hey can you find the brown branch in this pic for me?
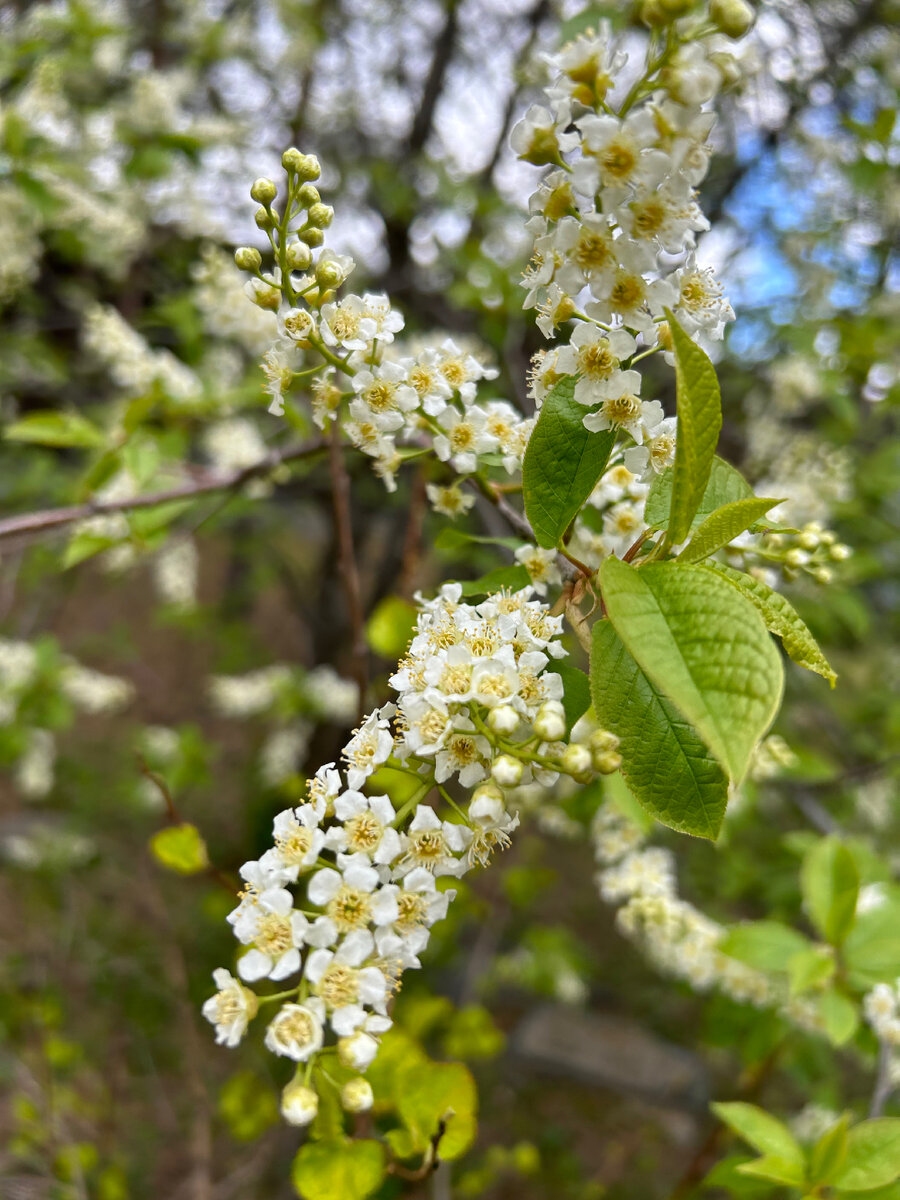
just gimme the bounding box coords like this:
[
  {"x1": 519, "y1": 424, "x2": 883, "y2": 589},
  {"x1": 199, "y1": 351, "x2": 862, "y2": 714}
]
[
  {"x1": 397, "y1": 465, "x2": 428, "y2": 599},
  {"x1": 328, "y1": 423, "x2": 368, "y2": 722},
  {"x1": 0, "y1": 436, "x2": 327, "y2": 548}
]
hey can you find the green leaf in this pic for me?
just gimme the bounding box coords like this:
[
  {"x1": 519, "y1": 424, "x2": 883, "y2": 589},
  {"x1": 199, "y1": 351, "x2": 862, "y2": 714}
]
[
  {"x1": 787, "y1": 946, "x2": 835, "y2": 996},
  {"x1": 62, "y1": 531, "x2": 119, "y2": 569},
  {"x1": 555, "y1": 661, "x2": 592, "y2": 733},
  {"x1": 5, "y1": 411, "x2": 106, "y2": 449},
  {"x1": 712, "y1": 1102, "x2": 805, "y2": 1169},
  {"x1": 703, "y1": 561, "x2": 837, "y2": 686},
  {"x1": 810, "y1": 1114, "x2": 849, "y2": 1186},
  {"x1": 148, "y1": 823, "x2": 209, "y2": 875},
  {"x1": 678, "y1": 497, "x2": 784, "y2": 563},
  {"x1": 644, "y1": 455, "x2": 753, "y2": 531},
  {"x1": 816, "y1": 989, "x2": 859, "y2": 1047},
  {"x1": 433, "y1": 528, "x2": 522, "y2": 553},
  {"x1": 599, "y1": 558, "x2": 784, "y2": 782},
  {"x1": 832, "y1": 1120, "x2": 900, "y2": 1192},
  {"x1": 663, "y1": 310, "x2": 723, "y2": 544},
  {"x1": 590, "y1": 620, "x2": 728, "y2": 839},
  {"x1": 522, "y1": 375, "x2": 616, "y2": 549},
  {"x1": 291, "y1": 1139, "x2": 386, "y2": 1200},
  {"x1": 801, "y1": 838, "x2": 860, "y2": 945},
  {"x1": 719, "y1": 921, "x2": 812, "y2": 972},
  {"x1": 844, "y1": 888, "x2": 900, "y2": 987},
  {"x1": 736, "y1": 1156, "x2": 807, "y2": 1187},
  {"x1": 457, "y1": 565, "x2": 531, "y2": 597},
  {"x1": 396, "y1": 1061, "x2": 477, "y2": 1161}
]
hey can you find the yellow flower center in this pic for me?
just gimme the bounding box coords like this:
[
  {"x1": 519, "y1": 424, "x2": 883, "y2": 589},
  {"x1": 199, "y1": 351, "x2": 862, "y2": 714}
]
[
  {"x1": 317, "y1": 964, "x2": 359, "y2": 1008},
  {"x1": 327, "y1": 886, "x2": 373, "y2": 932},
  {"x1": 255, "y1": 912, "x2": 293, "y2": 956},
  {"x1": 345, "y1": 812, "x2": 384, "y2": 853},
  {"x1": 602, "y1": 393, "x2": 642, "y2": 426}
]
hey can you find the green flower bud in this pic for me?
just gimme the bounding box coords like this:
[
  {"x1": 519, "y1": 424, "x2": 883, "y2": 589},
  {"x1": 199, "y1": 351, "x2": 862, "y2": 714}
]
[
  {"x1": 300, "y1": 227, "x2": 325, "y2": 247},
  {"x1": 285, "y1": 240, "x2": 312, "y2": 271},
  {"x1": 710, "y1": 0, "x2": 754, "y2": 37},
  {"x1": 295, "y1": 153, "x2": 321, "y2": 181},
  {"x1": 560, "y1": 743, "x2": 592, "y2": 777},
  {"x1": 658, "y1": 0, "x2": 694, "y2": 13},
  {"x1": 250, "y1": 177, "x2": 278, "y2": 205},
  {"x1": 281, "y1": 147, "x2": 304, "y2": 172},
  {"x1": 812, "y1": 566, "x2": 832, "y2": 585},
  {"x1": 307, "y1": 203, "x2": 334, "y2": 229},
  {"x1": 233, "y1": 245, "x2": 262, "y2": 272},
  {"x1": 315, "y1": 258, "x2": 345, "y2": 289},
  {"x1": 281, "y1": 1082, "x2": 318, "y2": 1127},
  {"x1": 829, "y1": 543, "x2": 851, "y2": 561},
  {"x1": 593, "y1": 749, "x2": 622, "y2": 775},
  {"x1": 298, "y1": 183, "x2": 321, "y2": 208},
  {"x1": 340, "y1": 1078, "x2": 374, "y2": 1114},
  {"x1": 589, "y1": 728, "x2": 620, "y2": 754},
  {"x1": 255, "y1": 206, "x2": 276, "y2": 231}
]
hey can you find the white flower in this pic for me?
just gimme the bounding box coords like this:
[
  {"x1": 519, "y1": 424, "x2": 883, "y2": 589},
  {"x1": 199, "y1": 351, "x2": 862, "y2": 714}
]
[
  {"x1": 230, "y1": 887, "x2": 309, "y2": 982},
  {"x1": 350, "y1": 361, "x2": 419, "y2": 431},
  {"x1": 327, "y1": 791, "x2": 403, "y2": 864},
  {"x1": 432, "y1": 405, "x2": 497, "y2": 475},
  {"x1": 556, "y1": 324, "x2": 638, "y2": 408},
  {"x1": 265, "y1": 998, "x2": 326, "y2": 1061},
  {"x1": 259, "y1": 805, "x2": 325, "y2": 881},
  {"x1": 426, "y1": 483, "x2": 476, "y2": 518},
  {"x1": 308, "y1": 860, "x2": 399, "y2": 932},
  {"x1": 201, "y1": 969, "x2": 258, "y2": 1047},
  {"x1": 396, "y1": 805, "x2": 471, "y2": 877},
  {"x1": 467, "y1": 793, "x2": 519, "y2": 867},
  {"x1": 510, "y1": 103, "x2": 578, "y2": 164},
  {"x1": 281, "y1": 1082, "x2": 319, "y2": 1126},
  {"x1": 343, "y1": 706, "x2": 395, "y2": 789},
  {"x1": 304, "y1": 930, "x2": 389, "y2": 1035}
]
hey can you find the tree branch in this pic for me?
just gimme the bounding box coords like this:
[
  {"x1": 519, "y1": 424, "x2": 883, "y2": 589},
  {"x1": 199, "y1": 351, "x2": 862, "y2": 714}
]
[{"x1": 0, "y1": 436, "x2": 327, "y2": 548}]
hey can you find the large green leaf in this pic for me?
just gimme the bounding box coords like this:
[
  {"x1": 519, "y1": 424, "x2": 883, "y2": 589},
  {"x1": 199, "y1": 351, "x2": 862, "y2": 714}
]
[
  {"x1": 291, "y1": 1139, "x2": 386, "y2": 1200},
  {"x1": 555, "y1": 661, "x2": 592, "y2": 733},
  {"x1": 644, "y1": 455, "x2": 753, "y2": 531},
  {"x1": 832, "y1": 1120, "x2": 900, "y2": 1192},
  {"x1": 664, "y1": 310, "x2": 723, "y2": 543},
  {"x1": 590, "y1": 620, "x2": 728, "y2": 838},
  {"x1": 844, "y1": 886, "x2": 900, "y2": 987},
  {"x1": 5, "y1": 410, "x2": 106, "y2": 449},
  {"x1": 712, "y1": 1102, "x2": 805, "y2": 1168},
  {"x1": 396, "y1": 1061, "x2": 477, "y2": 1161},
  {"x1": 719, "y1": 920, "x2": 811, "y2": 972},
  {"x1": 801, "y1": 837, "x2": 859, "y2": 946},
  {"x1": 599, "y1": 558, "x2": 784, "y2": 782},
  {"x1": 679, "y1": 497, "x2": 783, "y2": 563},
  {"x1": 522, "y1": 376, "x2": 616, "y2": 549},
  {"x1": 704, "y1": 561, "x2": 837, "y2": 686}
]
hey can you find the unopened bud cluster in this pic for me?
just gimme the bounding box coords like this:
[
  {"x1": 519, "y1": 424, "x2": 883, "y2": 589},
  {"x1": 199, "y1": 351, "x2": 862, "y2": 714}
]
[{"x1": 728, "y1": 520, "x2": 851, "y2": 587}]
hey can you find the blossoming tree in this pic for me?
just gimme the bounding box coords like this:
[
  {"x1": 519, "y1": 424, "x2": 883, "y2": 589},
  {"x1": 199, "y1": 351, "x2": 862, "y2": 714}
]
[{"x1": 1, "y1": 0, "x2": 899, "y2": 1197}]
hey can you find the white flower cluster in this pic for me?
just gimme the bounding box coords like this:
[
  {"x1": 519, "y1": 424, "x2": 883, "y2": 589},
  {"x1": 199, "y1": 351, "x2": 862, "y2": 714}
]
[
  {"x1": 591, "y1": 805, "x2": 825, "y2": 1033},
  {"x1": 514, "y1": 20, "x2": 736, "y2": 450},
  {"x1": 0, "y1": 639, "x2": 134, "y2": 799},
  {"x1": 239, "y1": 156, "x2": 534, "y2": 503},
  {"x1": 82, "y1": 302, "x2": 202, "y2": 404},
  {"x1": 864, "y1": 980, "x2": 900, "y2": 1046},
  {"x1": 203, "y1": 586, "x2": 612, "y2": 1124},
  {"x1": 208, "y1": 662, "x2": 358, "y2": 726}
]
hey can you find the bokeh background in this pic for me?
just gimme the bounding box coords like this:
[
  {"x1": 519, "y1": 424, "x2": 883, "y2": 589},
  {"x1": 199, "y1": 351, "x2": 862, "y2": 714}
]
[{"x1": 0, "y1": 0, "x2": 898, "y2": 1197}]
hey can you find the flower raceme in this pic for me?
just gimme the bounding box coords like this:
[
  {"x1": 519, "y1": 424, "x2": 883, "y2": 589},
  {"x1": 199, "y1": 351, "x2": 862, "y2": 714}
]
[{"x1": 202, "y1": 586, "x2": 620, "y2": 1123}]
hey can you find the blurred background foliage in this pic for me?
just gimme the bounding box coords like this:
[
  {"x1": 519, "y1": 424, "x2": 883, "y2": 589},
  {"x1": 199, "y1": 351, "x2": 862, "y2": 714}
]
[{"x1": 0, "y1": 0, "x2": 898, "y2": 1196}]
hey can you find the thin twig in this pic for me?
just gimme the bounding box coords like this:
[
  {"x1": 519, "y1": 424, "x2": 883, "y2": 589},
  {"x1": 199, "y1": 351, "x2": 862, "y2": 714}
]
[
  {"x1": 328, "y1": 422, "x2": 368, "y2": 721},
  {"x1": 397, "y1": 465, "x2": 428, "y2": 599},
  {"x1": 0, "y1": 436, "x2": 327, "y2": 548},
  {"x1": 870, "y1": 1039, "x2": 896, "y2": 1118}
]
